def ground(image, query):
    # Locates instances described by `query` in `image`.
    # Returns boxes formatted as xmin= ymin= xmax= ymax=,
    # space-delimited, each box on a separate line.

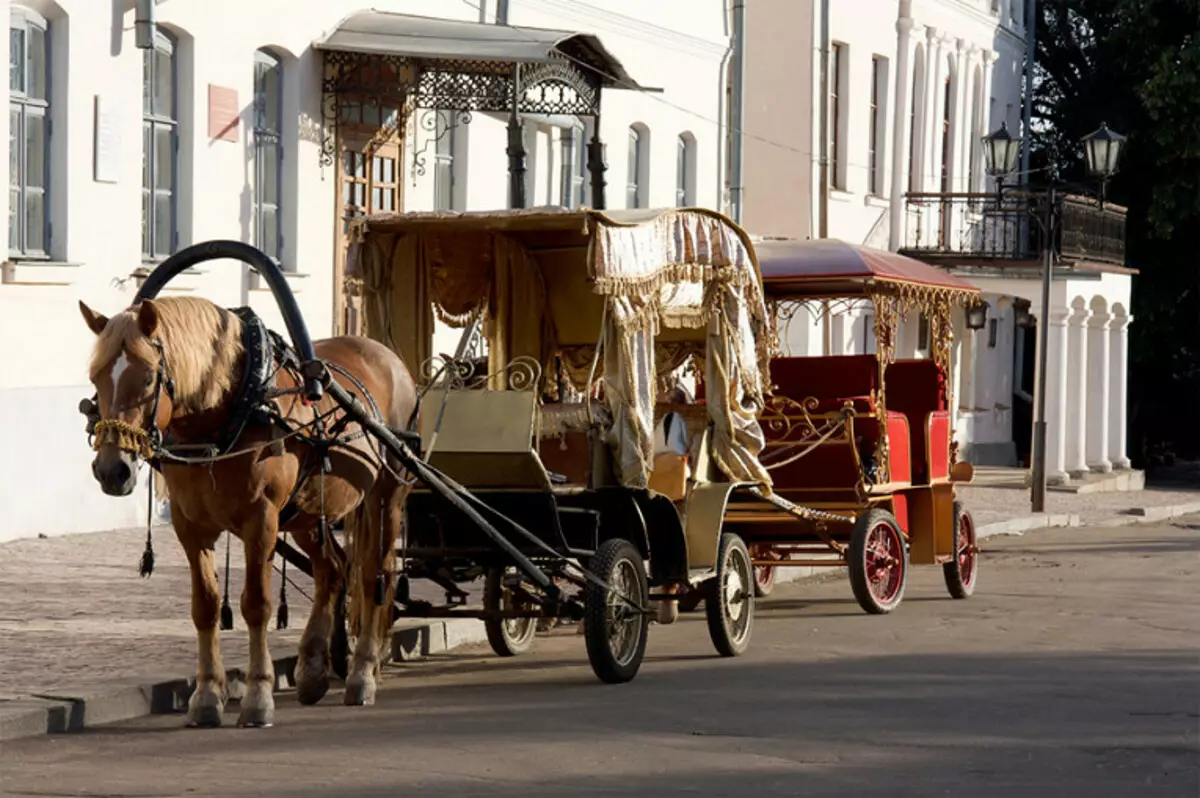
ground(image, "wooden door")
xmin=334 ymin=130 xmax=403 ymax=336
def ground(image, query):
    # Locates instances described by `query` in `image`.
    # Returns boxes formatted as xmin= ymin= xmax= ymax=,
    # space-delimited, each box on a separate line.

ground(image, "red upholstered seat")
xmin=770 ymin=355 xmax=879 ymax=413
xmin=885 ymin=359 xmax=949 ymax=484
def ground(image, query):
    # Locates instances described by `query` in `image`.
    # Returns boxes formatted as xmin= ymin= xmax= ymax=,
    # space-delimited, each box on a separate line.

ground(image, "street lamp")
xmin=980 ymin=121 xmax=1126 ymax=513
xmin=966 ymin=300 xmax=990 ymax=331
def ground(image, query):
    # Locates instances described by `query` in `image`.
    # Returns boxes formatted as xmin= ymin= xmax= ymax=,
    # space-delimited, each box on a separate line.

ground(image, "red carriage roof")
xmin=754 ymin=238 xmax=980 ymax=299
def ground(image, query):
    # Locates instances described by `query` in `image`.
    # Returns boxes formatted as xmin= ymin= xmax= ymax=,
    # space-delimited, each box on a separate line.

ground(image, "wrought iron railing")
xmin=900 ymin=192 xmax=1126 ymax=266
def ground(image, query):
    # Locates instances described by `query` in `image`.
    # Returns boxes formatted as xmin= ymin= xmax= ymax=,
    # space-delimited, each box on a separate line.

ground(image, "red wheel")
xmin=847 ymin=509 xmax=908 ymax=614
xmin=752 ymin=546 xmax=779 ymax=597
xmin=943 ymin=501 xmax=978 ymax=599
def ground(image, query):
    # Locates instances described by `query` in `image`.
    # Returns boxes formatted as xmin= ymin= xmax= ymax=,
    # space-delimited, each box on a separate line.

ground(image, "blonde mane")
xmin=89 ymin=296 xmax=245 ymax=413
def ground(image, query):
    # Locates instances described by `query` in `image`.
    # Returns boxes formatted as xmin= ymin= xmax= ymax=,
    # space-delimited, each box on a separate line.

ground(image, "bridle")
xmin=84 ymin=339 xmax=176 ymax=463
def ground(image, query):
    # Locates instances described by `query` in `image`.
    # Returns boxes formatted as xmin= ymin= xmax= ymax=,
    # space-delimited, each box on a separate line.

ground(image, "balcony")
xmin=899 ymin=192 xmax=1127 ymax=269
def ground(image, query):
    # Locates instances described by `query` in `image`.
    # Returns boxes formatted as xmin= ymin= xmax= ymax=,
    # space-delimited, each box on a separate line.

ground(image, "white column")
xmin=953 ymin=39 xmax=968 ymax=191
xmin=1066 ymin=305 xmax=1091 ymax=477
xmin=1043 ymin=308 xmax=1071 ymax=484
xmin=1086 ymin=310 xmax=1111 ymax=472
xmin=1108 ymin=313 xmax=1133 ymax=468
xmin=925 ymin=34 xmax=946 ymax=190
xmin=981 ymin=51 xmax=998 ymax=131
xmin=888 ymin=17 xmax=917 ymax=250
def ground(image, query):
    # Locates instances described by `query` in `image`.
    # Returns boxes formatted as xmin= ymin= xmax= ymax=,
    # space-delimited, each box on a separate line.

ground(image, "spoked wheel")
xmin=484 ymin=566 xmax=538 ymax=657
xmin=943 ymin=501 xmax=979 ymax=599
xmin=584 ymin=538 xmax=650 ymax=684
xmin=705 ymin=533 xmax=755 ymax=656
xmin=331 ymin=588 xmax=349 ymax=681
xmin=848 ymin=509 xmax=908 ymax=614
xmin=752 ymin=545 xmax=779 ymax=598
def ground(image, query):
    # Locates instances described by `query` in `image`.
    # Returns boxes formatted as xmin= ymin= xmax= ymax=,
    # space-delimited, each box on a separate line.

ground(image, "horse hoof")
xmin=343 ymin=679 xmax=376 ymax=707
xmin=185 ymin=704 xmax=224 ymax=729
xmin=236 ymin=705 xmax=275 ymax=728
xmin=296 ymin=673 xmax=330 ymax=706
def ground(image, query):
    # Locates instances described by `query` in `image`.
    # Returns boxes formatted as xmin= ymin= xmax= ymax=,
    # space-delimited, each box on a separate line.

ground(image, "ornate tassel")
xmin=219 ymin=533 xmax=234 ymax=631
xmin=139 ymin=471 xmax=155 ymax=577
xmin=276 ymin=538 xmax=289 ymax=630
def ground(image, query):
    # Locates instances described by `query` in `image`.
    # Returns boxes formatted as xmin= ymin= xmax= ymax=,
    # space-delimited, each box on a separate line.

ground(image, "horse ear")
xmin=78 ymin=301 xmax=109 ymax=336
xmin=137 ymin=300 xmax=160 ymax=338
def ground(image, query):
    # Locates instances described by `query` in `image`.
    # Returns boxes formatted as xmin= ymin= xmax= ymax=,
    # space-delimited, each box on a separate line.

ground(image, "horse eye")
xmin=145 ymin=375 xmax=155 ymax=388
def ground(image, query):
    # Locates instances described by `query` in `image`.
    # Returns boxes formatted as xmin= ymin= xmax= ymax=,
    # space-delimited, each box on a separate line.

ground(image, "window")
xmin=142 ymin=31 xmax=177 ymax=261
xmin=626 ymin=126 xmax=642 ymax=208
xmin=9 ymin=8 xmax=49 ymax=257
xmin=253 ymin=50 xmax=282 ymax=264
xmin=561 ymin=122 xmax=592 ymax=208
xmin=868 ymin=57 xmax=884 ymax=195
xmin=917 ymin=313 xmax=931 ymax=354
xmin=433 ymin=110 xmax=457 ymax=211
xmin=988 ymin=318 xmax=999 ymax=348
xmin=830 ymin=43 xmax=844 ymax=189
xmin=676 ymin=133 xmax=696 ymax=206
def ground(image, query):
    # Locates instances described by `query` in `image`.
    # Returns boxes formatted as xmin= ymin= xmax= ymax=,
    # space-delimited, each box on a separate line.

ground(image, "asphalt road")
xmin=2 ymin=518 xmax=1197 ymax=797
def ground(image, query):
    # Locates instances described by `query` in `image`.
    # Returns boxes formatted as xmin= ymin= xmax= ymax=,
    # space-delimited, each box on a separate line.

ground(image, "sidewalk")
xmin=2 ymin=482 xmax=1198 ymax=740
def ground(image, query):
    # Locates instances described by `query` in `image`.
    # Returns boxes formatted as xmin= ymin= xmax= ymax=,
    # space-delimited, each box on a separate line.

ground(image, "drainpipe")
xmin=817 ymin=0 xmax=832 ymax=354
xmin=817 ymin=0 xmax=830 ymax=240
xmin=496 ymin=0 xmax=510 ymax=25
xmin=1020 ymin=0 xmax=1036 ymax=182
xmin=728 ymin=0 xmax=745 ymax=223
xmin=716 ymin=3 xmax=734 ymax=215
xmin=135 ymin=0 xmax=156 ymax=49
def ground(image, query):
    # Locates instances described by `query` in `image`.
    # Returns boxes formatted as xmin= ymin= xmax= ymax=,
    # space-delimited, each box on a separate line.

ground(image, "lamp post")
xmin=981 ymin=121 xmax=1125 ymax=513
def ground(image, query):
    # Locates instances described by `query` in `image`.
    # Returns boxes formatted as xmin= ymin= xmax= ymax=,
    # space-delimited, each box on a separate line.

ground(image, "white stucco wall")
xmin=0 ymin=0 xmax=731 ymax=541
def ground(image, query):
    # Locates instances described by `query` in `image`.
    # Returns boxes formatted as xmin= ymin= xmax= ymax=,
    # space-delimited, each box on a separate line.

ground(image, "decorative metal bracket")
xmin=411 ymin=108 xmax=473 ymax=180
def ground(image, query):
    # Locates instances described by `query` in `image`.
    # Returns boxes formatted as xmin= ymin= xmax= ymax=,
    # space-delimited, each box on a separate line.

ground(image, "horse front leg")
xmin=237 ymin=504 xmax=278 ymax=727
xmin=290 ymin=517 xmax=345 ymax=706
xmin=345 ymin=477 xmax=406 ymax=706
xmin=174 ymin=512 xmax=226 ymax=728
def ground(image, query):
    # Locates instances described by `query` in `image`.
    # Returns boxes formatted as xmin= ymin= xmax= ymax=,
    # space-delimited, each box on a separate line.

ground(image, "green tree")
xmin=1032 ymin=0 xmax=1200 ymax=465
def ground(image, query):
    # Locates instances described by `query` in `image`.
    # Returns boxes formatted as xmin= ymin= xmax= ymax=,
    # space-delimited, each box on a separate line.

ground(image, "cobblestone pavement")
xmin=0 ymin=481 xmax=1195 ymax=699
xmin=3 ymin=519 xmax=1198 ymax=797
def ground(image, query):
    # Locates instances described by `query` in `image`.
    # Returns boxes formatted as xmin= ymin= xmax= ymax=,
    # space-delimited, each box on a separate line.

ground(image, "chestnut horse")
xmin=79 ymin=295 xmax=416 ymax=727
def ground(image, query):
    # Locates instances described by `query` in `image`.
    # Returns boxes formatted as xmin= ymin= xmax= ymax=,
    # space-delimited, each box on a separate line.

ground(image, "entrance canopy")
xmin=313 ymin=10 xmax=642 ymax=89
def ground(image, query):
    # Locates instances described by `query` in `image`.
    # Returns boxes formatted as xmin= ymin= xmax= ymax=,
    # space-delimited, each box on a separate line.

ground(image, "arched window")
xmin=627 ymin=123 xmax=649 ymax=208
xmin=253 ymin=50 xmax=283 ymax=264
xmin=9 ymin=7 xmax=50 ymax=257
xmin=142 ymin=30 xmax=177 ymax=261
xmin=676 ymin=133 xmax=696 ymax=206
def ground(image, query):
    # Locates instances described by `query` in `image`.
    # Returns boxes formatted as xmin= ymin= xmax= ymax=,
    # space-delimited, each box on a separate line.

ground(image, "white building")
xmin=0 ymin=0 xmax=733 ymax=542
xmin=741 ymin=0 xmax=1134 ymax=478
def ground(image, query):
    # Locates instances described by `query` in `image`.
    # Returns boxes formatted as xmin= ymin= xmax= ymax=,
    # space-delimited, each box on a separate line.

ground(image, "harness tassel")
xmin=276 ymin=534 xmax=289 ymax=630
xmin=219 ymin=533 xmax=234 ymax=631
xmin=139 ymin=471 xmax=156 ymax=578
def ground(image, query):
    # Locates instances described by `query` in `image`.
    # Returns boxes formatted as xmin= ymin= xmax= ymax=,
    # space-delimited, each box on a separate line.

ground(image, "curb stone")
xmin=5 ymin=501 xmax=1198 ymax=743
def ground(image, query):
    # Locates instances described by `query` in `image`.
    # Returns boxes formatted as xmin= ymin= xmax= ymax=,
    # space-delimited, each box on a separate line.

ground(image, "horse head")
xmin=79 ymin=299 xmax=173 ymax=496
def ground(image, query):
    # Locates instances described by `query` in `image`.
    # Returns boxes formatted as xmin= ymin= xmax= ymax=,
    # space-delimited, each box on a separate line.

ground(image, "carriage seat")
xmin=769 ymin=355 xmax=880 ymax=414
xmin=885 ymin=359 xmax=950 ymax=484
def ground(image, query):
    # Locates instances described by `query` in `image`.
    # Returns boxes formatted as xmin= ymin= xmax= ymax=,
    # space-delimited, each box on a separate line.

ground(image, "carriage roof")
xmin=754 ymin=238 xmax=980 ymax=302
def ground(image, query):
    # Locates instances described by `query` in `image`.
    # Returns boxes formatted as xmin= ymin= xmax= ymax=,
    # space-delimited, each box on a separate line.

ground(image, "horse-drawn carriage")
xmin=719 ymin=238 xmax=982 ymax=614
xmin=77 ymin=207 xmax=981 ymax=728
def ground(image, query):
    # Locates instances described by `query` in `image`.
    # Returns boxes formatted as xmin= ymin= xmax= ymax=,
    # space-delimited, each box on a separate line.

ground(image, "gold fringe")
xmin=93 ymin=419 xmax=154 ymax=460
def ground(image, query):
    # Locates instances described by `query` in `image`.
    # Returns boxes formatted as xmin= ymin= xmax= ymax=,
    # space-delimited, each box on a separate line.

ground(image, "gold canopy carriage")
xmin=347 ymin=206 xmax=778 ymax=670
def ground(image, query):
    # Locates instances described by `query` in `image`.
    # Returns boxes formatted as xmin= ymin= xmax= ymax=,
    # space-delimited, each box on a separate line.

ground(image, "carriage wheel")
xmin=331 ymin=588 xmax=349 ymax=681
xmin=705 ymin=533 xmax=755 ymax=657
xmin=752 ymin=546 xmax=779 ymax=598
xmin=847 ymin=509 xmax=908 ymax=614
xmin=483 ymin=566 xmax=538 ymax=657
xmin=942 ymin=502 xmax=979 ymax=599
xmin=584 ymin=538 xmax=649 ymax=684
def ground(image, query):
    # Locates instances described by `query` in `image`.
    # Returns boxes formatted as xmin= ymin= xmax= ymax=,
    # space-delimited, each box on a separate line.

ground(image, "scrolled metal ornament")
xmin=412 ymin=109 xmax=473 ymax=179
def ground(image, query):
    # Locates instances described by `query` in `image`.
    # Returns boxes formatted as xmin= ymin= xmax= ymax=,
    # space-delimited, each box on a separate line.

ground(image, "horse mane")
xmin=90 ymin=296 xmax=245 ymax=413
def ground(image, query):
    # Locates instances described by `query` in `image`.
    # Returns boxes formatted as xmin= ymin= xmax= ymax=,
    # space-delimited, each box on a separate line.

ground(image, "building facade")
xmin=740 ymin=0 xmax=1134 ymax=478
xmin=0 ymin=0 xmax=732 ymax=542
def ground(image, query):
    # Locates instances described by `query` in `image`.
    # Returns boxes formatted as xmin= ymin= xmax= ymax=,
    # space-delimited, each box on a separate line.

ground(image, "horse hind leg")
xmin=236 ymin=505 xmax=279 ymax=728
xmin=290 ymin=516 xmax=345 ymax=706
xmin=345 ymin=476 xmax=406 ymax=707
xmin=173 ymin=513 xmax=227 ymax=728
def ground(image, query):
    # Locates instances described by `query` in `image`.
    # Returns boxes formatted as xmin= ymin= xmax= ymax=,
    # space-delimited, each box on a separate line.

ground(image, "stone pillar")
xmin=1043 ymin=307 xmax=1071 ymax=484
xmin=888 ymin=17 xmax=917 ymax=250
xmin=1108 ymin=313 xmax=1133 ymax=469
xmin=1066 ymin=304 xmax=1091 ymax=477
xmin=1086 ymin=311 xmax=1111 ymax=472
xmin=981 ymin=51 xmax=997 ymax=131
xmin=925 ymin=32 xmax=945 ymax=191
xmin=953 ymin=39 xmax=967 ymax=191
